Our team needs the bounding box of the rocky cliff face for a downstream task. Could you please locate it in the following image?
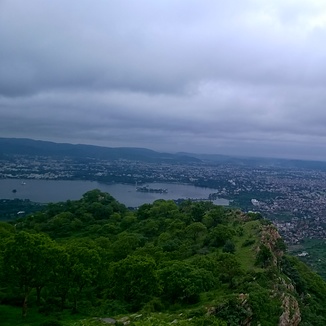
[258,224,301,326]
[260,224,284,266]
[279,294,301,326]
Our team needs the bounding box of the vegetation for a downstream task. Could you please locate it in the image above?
[0,199,44,221]
[289,238,326,280]
[1,189,326,325]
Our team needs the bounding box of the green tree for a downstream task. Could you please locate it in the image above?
[255,244,273,268]
[110,233,143,261]
[65,240,101,313]
[206,225,235,248]
[49,246,72,310]
[159,261,216,303]
[217,253,243,287]
[206,206,227,226]
[136,203,152,220]
[185,222,207,243]
[2,231,58,317]
[108,255,161,310]
[222,240,236,254]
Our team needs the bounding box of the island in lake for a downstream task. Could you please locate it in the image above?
[136,185,168,193]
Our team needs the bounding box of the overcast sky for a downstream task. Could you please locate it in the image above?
[1,0,326,160]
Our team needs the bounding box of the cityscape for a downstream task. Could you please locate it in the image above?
[2,152,326,244]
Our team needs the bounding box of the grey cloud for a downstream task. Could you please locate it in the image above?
[1,0,326,160]
[0,0,319,97]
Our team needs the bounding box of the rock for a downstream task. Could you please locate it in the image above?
[100,317,116,324]
[205,306,216,316]
[118,316,130,325]
[279,294,301,326]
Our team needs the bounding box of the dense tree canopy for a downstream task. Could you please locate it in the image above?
[1,189,326,325]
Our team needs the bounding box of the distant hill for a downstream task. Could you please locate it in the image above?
[0,138,201,164]
[177,151,326,170]
[2,137,326,170]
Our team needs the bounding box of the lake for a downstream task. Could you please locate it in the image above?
[0,179,229,207]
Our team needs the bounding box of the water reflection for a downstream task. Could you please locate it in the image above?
[0,179,229,207]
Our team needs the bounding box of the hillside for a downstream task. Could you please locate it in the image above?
[1,190,326,325]
[3,137,326,170]
[0,138,200,164]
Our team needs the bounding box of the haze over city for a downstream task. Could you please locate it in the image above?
[1,0,326,160]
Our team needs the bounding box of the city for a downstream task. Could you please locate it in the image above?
[1,153,326,244]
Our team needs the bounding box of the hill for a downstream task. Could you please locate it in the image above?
[177,151,326,170]
[0,138,200,164]
[2,137,326,170]
[1,190,326,325]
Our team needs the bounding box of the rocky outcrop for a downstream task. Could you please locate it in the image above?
[279,294,301,326]
[99,317,116,324]
[206,293,253,326]
[259,224,285,267]
[259,225,302,326]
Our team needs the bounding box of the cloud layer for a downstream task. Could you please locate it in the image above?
[1,0,326,160]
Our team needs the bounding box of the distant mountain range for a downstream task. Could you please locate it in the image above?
[177,151,326,170]
[0,138,200,164]
[1,137,326,170]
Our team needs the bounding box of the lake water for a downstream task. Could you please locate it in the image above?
[0,179,229,207]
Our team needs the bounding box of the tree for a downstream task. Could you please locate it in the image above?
[136,203,152,220]
[159,261,216,303]
[49,246,72,310]
[110,233,142,261]
[206,225,235,248]
[108,255,161,310]
[217,253,243,287]
[65,240,101,313]
[2,231,58,317]
[190,202,214,222]
[185,222,207,243]
[222,240,236,254]
[255,244,273,268]
[205,206,227,226]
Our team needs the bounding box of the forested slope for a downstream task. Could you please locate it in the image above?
[1,190,326,325]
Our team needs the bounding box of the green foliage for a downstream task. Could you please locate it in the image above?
[185,222,207,243]
[40,320,63,326]
[131,314,226,326]
[246,283,282,325]
[0,221,15,238]
[159,262,213,304]
[0,199,45,222]
[255,244,273,268]
[214,296,252,326]
[216,253,243,287]
[294,238,326,280]
[222,240,236,254]
[65,240,101,313]
[275,238,286,252]
[160,261,217,304]
[281,256,306,294]
[205,225,235,248]
[107,255,161,310]
[246,212,263,220]
[1,190,326,326]
[242,238,255,247]
[2,231,59,315]
[110,233,143,261]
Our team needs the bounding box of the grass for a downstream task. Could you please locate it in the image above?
[0,305,44,326]
[234,220,261,271]
[289,238,326,281]
[0,305,98,326]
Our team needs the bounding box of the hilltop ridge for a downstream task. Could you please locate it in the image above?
[2,137,326,169]
[0,138,200,164]
[1,190,326,325]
